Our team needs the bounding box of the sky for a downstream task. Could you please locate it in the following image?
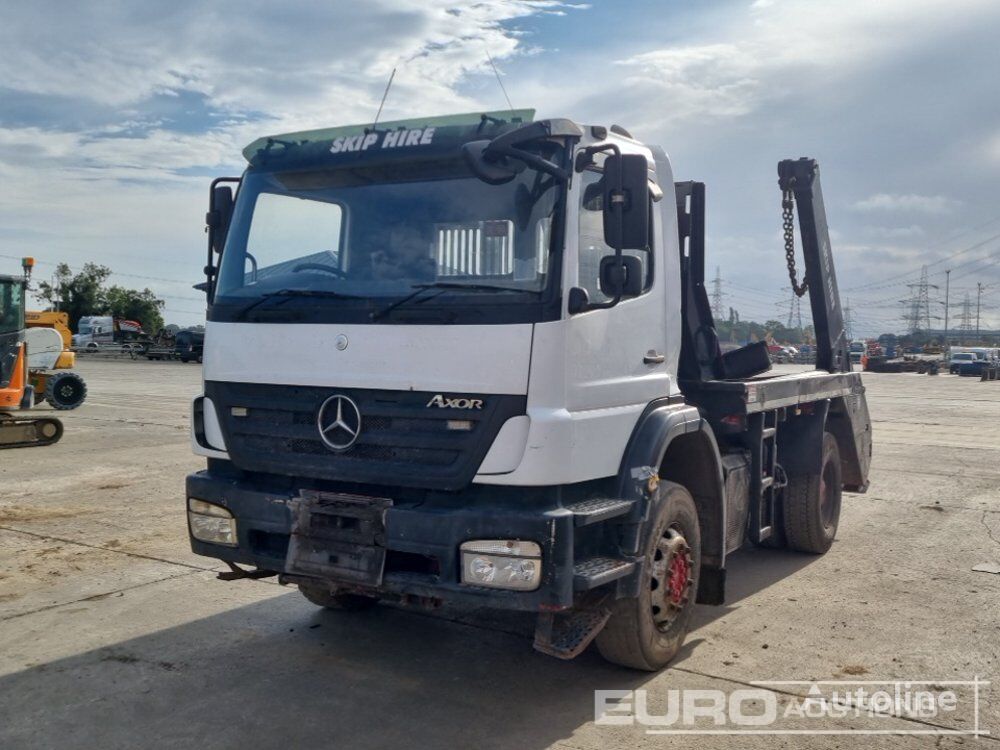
[1,0,999,335]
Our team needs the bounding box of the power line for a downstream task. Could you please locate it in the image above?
[842,231,1000,292]
[902,265,938,334]
[956,293,974,343]
[0,252,192,285]
[710,266,724,319]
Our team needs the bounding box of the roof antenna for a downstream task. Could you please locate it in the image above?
[370,67,396,132]
[484,49,514,115]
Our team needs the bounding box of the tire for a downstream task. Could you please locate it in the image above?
[299,584,379,611]
[596,481,701,671]
[783,432,842,554]
[44,371,88,410]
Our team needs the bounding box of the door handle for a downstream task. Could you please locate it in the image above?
[643,350,665,365]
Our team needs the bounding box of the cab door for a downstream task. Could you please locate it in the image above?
[562,150,672,412]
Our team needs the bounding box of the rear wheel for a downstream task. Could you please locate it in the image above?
[299,584,379,611]
[44,371,87,410]
[596,482,701,670]
[783,432,842,553]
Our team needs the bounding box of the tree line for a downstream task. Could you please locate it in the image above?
[715,316,816,346]
[36,263,166,333]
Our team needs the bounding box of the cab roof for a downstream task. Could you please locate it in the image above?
[242,109,539,171]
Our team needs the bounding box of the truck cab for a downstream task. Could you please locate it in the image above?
[187,111,871,670]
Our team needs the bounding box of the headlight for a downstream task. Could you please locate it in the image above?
[188,498,237,546]
[460,539,541,591]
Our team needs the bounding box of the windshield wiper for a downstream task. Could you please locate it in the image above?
[369,281,539,322]
[233,288,362,320]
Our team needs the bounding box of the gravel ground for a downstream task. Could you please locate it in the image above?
[0,358,997,749]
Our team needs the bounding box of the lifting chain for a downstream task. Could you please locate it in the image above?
[783,185,808,297]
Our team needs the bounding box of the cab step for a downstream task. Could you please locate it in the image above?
[564,497,635,526]
[533,604,612,660]
[574,556,636,591]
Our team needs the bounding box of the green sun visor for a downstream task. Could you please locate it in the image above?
[242,109,537,171]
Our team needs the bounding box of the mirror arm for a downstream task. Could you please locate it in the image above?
[485,144,569,182]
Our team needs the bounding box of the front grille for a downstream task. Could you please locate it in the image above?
[205,382,526,490]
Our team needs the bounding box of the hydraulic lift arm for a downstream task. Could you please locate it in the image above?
[778,158,851,374]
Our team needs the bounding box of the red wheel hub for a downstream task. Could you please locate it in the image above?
[667,549,691,605]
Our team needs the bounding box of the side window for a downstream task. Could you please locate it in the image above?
[578,169,653,303]
[246,193,343,283]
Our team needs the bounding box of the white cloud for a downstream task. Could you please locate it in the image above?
[2,0,999,335]
[616,44,762,123]
[567,0,999,137]
[863,225,927,239]
[0,1,585,325]
[852,193,959,215]
[0,1,570,118]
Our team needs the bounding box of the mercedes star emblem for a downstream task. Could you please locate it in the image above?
[317,394,362,451]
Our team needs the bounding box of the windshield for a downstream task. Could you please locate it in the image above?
[0,280,24,336]
[214,149,565,324]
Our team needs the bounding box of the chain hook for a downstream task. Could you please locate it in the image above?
[783,178,808,298]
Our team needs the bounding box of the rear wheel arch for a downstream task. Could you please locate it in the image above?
[826,395,870,491]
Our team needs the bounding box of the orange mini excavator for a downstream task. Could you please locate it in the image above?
[0,258,63,448]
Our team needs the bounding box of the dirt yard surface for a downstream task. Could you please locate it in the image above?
[0,359,997,748]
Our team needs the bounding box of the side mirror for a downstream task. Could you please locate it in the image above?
[599,254,643,298]
[206,185,235,254]
[602,154,649,250]
[204,177,240,302]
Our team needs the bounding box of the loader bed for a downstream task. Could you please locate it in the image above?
[683,369,865,416]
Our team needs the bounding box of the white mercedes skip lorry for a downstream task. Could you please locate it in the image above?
[187,110,872,670]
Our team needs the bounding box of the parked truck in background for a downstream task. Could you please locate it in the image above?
[73,315,149,350]
[185,111,872,670]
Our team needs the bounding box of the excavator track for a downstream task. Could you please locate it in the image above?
[0,415,63,449]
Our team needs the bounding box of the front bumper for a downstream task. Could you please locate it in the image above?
[186,470,581,611]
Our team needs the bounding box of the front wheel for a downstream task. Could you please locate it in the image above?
[45,371,88,410]
[596,481,701,671]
